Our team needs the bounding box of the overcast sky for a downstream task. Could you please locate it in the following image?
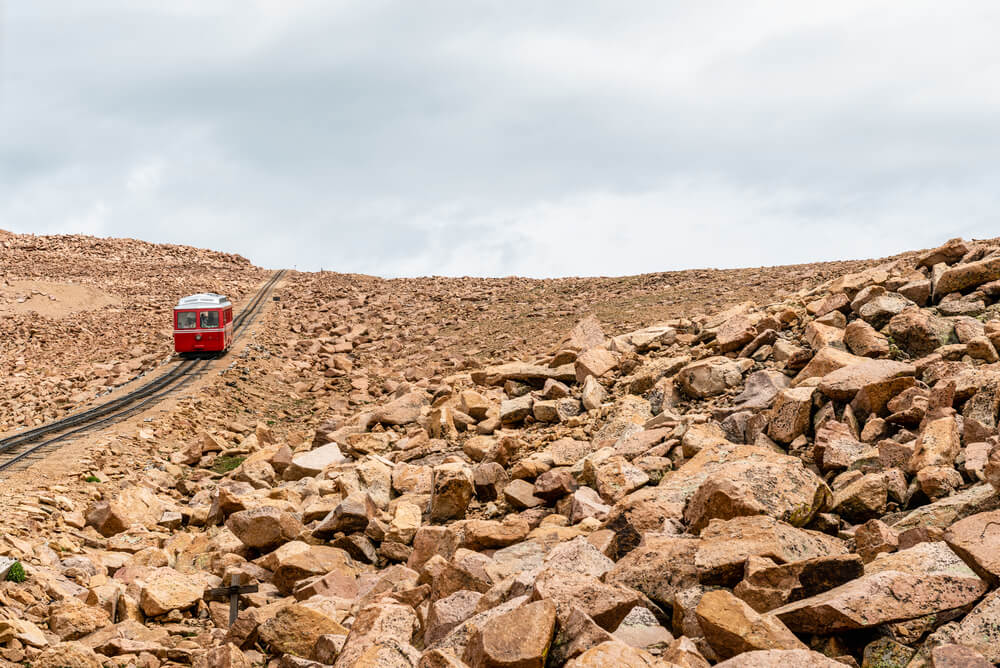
[2,2,999,277]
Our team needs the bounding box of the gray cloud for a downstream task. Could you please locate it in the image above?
[3,1,999,276]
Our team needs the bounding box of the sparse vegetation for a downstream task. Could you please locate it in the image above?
[212,455,245,474]
[5,561,26,583]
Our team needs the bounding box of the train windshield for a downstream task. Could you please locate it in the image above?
[200,311,220,328]
[176,311,197,329]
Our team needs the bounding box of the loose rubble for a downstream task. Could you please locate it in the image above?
[4,235,1000,667]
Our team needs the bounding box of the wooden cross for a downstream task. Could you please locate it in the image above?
[207,573,259,626]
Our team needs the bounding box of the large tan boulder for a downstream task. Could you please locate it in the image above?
[272,543,359,595]
[695,515,847,586]
[733,554,864,613]
[654,442,824,531]
[919,238,970,268]
[226,505,303,550]
[314,492,377,537]
[284,442,348,480]
[192,643,254,668]
[817,359,915,402]
[682,453,829,533]
[767,387,815,444]
[466,600,557,668]
[695,590,806,659]
[714,649,845,667]
[48,598,111,640]
[32,642,103,668]
[943,510,1000,583]
[0,618,48,647]
[887,308,956,358]
[139,567,206,617]
[771,542,987,633]
[935,254,1000,296]
[575,348,618,383]
[677,357,753,398]
[85,486,165,537]
[374,390,430,425]
[532,569,640,631]
[430,463,475,521]
[908,415,962,473]
[792,348,863,385]
[472,363,575,387]
[605,535,700,609]
[844,320,890,358]
[259,602,350,658]
[335,603,419,667]
[948,589,1000,663]
[564,640,675,667]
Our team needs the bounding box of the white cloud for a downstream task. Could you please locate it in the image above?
[126,160,165,193]
[2,1,999,275]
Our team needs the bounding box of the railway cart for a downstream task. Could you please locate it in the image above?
[173,293,233,354]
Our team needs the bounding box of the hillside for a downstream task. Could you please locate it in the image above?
[3,234,1000,666]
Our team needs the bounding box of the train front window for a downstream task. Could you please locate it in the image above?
[177,311,197,329]
[200,311,220,328]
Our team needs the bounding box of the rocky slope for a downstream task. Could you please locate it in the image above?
[0,231,269,432]
[4,236,1000,667]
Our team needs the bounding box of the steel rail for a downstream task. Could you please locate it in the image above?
[0,270,284,471]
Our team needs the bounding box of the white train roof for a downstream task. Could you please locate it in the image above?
[175,293,232,309]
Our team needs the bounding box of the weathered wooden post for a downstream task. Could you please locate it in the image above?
[206,573,259,626]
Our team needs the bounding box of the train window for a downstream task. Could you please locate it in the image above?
[200,311,220,328]
[177,311,197,329]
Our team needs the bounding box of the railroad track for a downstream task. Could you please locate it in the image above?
[0,270,285,473]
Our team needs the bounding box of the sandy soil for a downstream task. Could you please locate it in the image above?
[0,280,121,318]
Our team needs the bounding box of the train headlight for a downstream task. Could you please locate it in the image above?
[195,334,202,341]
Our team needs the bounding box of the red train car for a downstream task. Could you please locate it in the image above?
[173,293,234,354]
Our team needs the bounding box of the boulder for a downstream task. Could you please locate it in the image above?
[816,359,915,402]
[565,640,674,668]
[273,543,358,595]
[139,567,206,617]
[935,254,1000,296]
[695,516,847,586]
[771,542,988,633]
[948,589,1000,663]
[605,535,701,609]
[858,293,916,328]
[695,590,806,659]
[227,506,303,550]
[682,453,829,533]
[678,357,752,398]
[575,348,618,383]
[374,391,430,425]
[931,644,992,667]
[767,387,815,444]
[47,598,111,640]
[85,486,164,537]
[919,238,971,267]
[314,493,377,537]
[532,569,641,630]
[733,554,864,613]
[465,600,556,668]
[943,510,1000,583]
[32,643,103,668]
[887,308,956,358]
[284,442,348,480]
[844,320,890,358]
[430,463,475,521]
[713,649,846,667]
[259,602,350,659]
[909,415,962,473]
